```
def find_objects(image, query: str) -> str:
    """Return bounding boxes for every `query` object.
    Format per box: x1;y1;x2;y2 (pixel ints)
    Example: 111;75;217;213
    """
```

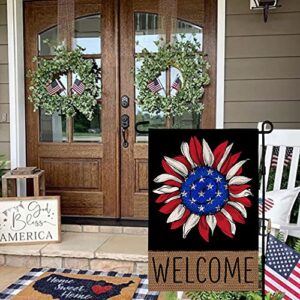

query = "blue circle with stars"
180;166;229;216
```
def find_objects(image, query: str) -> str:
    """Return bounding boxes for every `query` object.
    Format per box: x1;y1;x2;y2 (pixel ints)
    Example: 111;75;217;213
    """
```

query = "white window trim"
7;0;26;170
216;0;226;128
7;0;226;171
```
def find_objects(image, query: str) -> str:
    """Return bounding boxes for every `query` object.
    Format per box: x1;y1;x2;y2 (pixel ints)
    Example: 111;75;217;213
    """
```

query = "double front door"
24;0;216;219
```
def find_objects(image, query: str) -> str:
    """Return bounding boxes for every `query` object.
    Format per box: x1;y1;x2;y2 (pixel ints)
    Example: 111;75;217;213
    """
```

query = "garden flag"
265;234;300;300
72;78;85;95
148;129;259;291
46;80;65;96
147;78;163;93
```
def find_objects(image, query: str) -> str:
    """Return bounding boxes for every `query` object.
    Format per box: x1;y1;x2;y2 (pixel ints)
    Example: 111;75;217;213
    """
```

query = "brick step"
0;231;148;274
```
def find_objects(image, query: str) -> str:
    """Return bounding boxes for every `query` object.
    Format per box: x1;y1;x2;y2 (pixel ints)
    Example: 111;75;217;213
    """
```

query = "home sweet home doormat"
148;129;259;291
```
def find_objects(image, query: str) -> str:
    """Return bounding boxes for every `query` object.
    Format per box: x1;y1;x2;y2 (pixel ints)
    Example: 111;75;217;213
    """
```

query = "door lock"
121;95;130;108
121;114;129;148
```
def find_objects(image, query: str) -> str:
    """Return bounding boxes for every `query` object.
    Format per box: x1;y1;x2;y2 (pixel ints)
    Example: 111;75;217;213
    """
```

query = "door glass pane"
39;75;67;142
173;19;203;51
40;111;67;142
135;13;165;53
73;59;101;143
38;26;58;56
135;14;202;142
135;58;166;142
73;107;101;142
74;14;101;54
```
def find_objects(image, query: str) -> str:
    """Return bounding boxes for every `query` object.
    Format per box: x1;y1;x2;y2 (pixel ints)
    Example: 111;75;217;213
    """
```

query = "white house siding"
225;0;300;129
0;0;9;160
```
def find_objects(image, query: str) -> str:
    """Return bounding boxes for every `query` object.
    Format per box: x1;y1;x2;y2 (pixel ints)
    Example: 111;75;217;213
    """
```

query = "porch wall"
0;0;9;160
224;0;300;129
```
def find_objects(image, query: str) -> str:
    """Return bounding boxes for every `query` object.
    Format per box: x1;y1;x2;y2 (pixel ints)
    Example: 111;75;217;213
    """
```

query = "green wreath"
135;36;210;117
28;43;101;121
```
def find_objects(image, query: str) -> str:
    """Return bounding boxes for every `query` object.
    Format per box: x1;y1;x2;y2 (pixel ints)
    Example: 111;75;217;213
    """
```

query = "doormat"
0;268;159;300
148;129;259;291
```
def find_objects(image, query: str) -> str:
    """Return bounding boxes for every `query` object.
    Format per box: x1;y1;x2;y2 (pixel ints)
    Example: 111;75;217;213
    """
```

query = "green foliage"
0;155;7;178
27;42;101;121
294;238;300;253
135;35;210;117
275;231;285;242
185;291;284;300
0;154;8;197
165;292;178;300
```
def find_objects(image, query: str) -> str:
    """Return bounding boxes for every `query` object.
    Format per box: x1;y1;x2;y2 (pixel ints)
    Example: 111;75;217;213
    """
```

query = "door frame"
7;0;226;194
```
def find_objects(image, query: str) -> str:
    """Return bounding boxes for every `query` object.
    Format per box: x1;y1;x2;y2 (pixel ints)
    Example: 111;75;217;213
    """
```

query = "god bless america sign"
0;196;61;244
148;129;259;291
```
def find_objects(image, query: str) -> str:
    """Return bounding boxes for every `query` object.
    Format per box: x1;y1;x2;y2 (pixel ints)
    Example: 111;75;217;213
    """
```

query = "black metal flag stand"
259;120;274;300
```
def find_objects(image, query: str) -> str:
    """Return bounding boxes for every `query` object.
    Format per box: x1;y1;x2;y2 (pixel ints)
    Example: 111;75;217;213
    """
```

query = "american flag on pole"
72;78;85;95
259;197;274;214
171;76;182;91
46;80;64;96
147;78;163;93
271;147;293;168
265;234;300;300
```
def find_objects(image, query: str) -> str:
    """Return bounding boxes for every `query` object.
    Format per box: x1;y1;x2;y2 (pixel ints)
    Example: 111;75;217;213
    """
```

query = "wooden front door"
24;0;216;219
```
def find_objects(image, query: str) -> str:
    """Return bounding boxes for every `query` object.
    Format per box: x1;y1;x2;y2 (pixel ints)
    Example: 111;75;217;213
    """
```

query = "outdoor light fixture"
250;0;281;23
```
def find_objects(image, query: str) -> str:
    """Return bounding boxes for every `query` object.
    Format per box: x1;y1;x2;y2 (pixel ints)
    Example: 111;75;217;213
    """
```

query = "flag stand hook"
259;120;274;300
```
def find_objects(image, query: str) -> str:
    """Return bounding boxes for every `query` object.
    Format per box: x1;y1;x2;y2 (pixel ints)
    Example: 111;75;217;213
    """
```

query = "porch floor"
0;226;148;274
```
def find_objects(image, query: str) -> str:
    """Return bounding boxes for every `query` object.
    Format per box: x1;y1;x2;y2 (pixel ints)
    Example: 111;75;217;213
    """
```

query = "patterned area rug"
0;268;159;300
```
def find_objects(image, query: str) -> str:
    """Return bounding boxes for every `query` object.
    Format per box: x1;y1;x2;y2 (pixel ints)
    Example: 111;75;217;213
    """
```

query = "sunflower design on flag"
153;136;253;242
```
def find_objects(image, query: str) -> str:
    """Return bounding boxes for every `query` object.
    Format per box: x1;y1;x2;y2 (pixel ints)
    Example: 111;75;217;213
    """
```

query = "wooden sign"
0;196;61;245
149;129;259;291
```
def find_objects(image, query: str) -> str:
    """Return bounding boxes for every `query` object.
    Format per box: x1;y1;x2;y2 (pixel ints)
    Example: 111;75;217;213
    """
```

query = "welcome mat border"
0;267;159;300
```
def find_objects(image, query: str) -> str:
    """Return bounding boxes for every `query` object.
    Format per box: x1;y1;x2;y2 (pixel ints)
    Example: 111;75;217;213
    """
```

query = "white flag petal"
226;159;249;180
183;214;200;238
229;176;252;185
217;143;233;171
221;208;236;235
167;204;185;223
165;194;181;203
227;201;247;218
230;189;253;198
206;215;217;235
154;173;182;184
202;139;214;167
153;185;179;194
181;142;196;168
164;156;188;177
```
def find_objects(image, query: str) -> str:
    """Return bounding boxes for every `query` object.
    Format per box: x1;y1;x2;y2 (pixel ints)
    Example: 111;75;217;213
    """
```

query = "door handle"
121;114;129;148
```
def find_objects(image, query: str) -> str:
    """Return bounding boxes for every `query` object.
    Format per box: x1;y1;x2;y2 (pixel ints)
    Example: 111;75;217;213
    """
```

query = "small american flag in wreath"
72;78;85;95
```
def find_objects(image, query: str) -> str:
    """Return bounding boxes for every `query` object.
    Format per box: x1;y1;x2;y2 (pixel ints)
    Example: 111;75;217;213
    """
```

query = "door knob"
121;114;129;148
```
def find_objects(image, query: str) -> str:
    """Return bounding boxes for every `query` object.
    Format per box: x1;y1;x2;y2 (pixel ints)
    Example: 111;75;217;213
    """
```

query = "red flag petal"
236;167;243;176
164;180;182;188
215;212;234;238
170;209;190;230
189;136;203;166
155;192;180;203
230;196;252;207
221;152;241;174
229;184;251;194
224;205;245;224
174;155;192;171
162;159;181;179
159;199;182;214
198;215;210;242
212;141;229;168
